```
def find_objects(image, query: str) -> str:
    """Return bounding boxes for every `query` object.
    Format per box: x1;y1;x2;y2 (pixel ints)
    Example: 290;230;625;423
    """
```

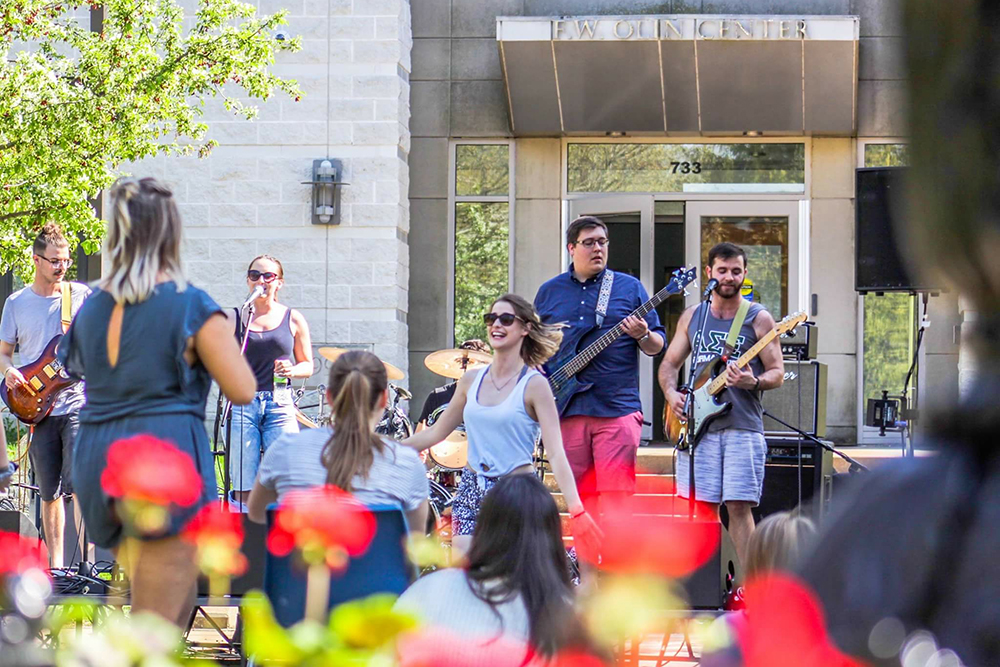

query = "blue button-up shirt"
534;266;665;418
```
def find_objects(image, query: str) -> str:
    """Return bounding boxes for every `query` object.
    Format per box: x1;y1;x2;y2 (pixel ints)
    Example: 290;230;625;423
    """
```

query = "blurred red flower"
100;435;201;507
0;531;48;577
267;486;376;569
182;504;247;578
738;573;865;667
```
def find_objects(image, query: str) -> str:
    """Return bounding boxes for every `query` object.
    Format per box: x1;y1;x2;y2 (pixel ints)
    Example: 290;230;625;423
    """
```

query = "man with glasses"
534;216;665;555
1;224;91;568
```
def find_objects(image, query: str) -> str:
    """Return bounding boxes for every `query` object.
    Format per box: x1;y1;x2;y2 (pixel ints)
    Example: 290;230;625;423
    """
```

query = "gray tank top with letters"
687;301;766;434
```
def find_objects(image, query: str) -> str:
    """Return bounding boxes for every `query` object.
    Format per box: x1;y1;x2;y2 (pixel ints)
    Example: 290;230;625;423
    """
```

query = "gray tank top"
687;301;766;433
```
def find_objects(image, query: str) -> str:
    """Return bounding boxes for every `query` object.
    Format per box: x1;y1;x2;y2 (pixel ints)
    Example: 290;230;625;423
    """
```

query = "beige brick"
211;204;258;227
211;158;258;181
257;203;308;226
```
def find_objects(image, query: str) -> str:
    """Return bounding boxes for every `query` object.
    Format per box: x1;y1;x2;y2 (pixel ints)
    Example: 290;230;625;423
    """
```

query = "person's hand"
621;315;649;340
3;367;26;390
725;362;757;390
570;510;604;564
273;359;293;378
665;388;686;419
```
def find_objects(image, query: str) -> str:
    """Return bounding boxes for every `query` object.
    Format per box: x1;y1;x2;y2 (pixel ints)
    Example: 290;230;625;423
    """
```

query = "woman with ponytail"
247;350;428;532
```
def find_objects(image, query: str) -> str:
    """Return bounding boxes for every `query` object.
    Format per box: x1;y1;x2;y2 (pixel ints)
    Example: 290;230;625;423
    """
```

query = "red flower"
182;504;247;578
100;435;201;507
0;531;48;577
267;486;376;569
738;573;865;667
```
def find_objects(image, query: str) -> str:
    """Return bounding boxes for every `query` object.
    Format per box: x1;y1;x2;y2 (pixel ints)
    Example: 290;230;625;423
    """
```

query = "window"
859;142;911;437
451;143;513;347
567;143;805;194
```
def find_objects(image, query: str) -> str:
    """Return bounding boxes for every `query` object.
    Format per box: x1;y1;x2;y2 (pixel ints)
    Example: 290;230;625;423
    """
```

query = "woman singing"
60;177;256;624
404;294;601;560
227;255;313;508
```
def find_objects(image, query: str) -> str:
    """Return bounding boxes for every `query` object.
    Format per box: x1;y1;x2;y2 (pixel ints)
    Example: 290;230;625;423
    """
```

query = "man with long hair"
0;224;91;568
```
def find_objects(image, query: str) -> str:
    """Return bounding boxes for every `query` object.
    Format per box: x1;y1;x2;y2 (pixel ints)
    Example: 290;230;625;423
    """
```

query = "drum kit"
294;346;493;536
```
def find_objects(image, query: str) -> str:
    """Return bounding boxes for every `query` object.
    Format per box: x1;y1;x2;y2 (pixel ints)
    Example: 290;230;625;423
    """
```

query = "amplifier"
758;438;834;520
780;322;818;360
761;360;827;437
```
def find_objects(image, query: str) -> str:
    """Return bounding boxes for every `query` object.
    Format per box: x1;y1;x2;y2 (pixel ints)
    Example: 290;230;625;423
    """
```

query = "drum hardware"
423;348;492;380
317;347;405;381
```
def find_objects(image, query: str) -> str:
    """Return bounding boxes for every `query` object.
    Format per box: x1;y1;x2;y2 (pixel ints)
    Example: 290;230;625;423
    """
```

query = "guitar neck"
706;327;780;396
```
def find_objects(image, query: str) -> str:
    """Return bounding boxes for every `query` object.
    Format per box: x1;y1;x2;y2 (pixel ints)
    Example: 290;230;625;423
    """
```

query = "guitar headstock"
775;311;808;335
668;266;698;292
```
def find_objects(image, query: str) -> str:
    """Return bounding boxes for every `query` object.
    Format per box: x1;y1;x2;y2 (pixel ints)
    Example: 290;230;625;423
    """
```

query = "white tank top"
462;366;541;477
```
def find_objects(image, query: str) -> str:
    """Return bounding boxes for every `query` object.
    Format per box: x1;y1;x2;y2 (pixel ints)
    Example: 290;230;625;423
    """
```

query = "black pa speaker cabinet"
855;167;934;293
762;360;827;438
0;510;39;539
757;438;834;521
681;523;741;610
197;514;267;597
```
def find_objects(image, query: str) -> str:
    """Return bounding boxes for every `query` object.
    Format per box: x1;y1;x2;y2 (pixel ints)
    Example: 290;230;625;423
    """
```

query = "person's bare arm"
657;306;695;418
402;372;474;452
247;479;278;524
194;314;256;405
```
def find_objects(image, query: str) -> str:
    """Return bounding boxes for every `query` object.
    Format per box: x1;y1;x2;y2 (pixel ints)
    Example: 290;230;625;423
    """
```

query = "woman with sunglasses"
226;255;314;509
404;294;601;561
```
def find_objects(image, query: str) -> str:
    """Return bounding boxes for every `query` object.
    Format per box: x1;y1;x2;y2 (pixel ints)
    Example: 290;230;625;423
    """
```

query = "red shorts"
560;411;642;494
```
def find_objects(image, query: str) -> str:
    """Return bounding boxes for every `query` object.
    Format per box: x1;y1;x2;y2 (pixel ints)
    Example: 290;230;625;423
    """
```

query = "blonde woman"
404;294;601;560
59;177;256;625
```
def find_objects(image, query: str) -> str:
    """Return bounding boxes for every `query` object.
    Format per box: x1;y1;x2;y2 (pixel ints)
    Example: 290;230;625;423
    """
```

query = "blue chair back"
263;504;416;627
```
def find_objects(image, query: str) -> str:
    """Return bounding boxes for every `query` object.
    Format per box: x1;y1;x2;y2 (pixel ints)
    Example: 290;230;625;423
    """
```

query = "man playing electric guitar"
0;224;90;568
534;216;665;531
657;242;783;564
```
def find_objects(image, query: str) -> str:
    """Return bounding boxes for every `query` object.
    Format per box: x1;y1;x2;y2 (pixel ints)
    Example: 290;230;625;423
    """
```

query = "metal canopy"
497;15;859;136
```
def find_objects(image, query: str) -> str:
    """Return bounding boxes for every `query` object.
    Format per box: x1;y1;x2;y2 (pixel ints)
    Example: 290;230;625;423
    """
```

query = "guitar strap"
60;283;72;334
722;298;750;361
595;269;614;327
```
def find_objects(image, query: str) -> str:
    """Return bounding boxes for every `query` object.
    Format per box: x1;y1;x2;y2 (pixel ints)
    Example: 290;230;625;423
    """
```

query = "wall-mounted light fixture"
302;158;348;225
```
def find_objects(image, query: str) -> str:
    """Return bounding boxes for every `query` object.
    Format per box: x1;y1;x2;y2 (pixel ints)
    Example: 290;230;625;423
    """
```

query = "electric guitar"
545;266;698;415
0;334;78;425
663;311;807;449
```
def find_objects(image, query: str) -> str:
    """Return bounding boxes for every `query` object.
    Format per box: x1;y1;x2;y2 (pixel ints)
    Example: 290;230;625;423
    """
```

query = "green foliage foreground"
0;0;302;280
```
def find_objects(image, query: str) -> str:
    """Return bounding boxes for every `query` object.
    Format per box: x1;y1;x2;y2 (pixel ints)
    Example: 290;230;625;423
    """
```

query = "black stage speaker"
762;360;827;438
681;523;741;610
856;167;934;293
0;510;39;539
197;514;267;597
757;438;834;521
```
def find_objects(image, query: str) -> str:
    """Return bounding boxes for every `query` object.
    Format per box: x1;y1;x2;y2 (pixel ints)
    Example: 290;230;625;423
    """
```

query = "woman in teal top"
59;177;255;626
404;293;601;561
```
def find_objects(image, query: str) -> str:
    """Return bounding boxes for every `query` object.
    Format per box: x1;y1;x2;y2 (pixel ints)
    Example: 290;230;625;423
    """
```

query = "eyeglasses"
574;238;610;249
483;312;524;327
248;270;279;282
36;256;73;268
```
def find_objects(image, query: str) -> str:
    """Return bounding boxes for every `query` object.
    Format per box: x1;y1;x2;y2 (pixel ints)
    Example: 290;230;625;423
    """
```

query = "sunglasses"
483;312;524;327
248;270;279;282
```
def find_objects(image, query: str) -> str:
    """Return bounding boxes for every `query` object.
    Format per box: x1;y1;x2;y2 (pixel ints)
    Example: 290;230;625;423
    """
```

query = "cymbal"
424;348;492;379
316;347;405;381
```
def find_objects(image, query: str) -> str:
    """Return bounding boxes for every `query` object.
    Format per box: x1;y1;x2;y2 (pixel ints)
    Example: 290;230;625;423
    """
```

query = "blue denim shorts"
228;391;298;492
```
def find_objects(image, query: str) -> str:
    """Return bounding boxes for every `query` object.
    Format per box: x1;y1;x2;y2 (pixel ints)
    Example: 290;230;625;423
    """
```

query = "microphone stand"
680;289;715;521
220;301;256;507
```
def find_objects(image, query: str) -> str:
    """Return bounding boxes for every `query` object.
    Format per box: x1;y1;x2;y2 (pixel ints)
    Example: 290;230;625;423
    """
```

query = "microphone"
241;284;265;310
702;278;719;298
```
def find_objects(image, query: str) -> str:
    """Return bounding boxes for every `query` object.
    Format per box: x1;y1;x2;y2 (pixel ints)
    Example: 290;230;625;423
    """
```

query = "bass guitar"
545;266;697;415
0;334;78;425
663;311;807;449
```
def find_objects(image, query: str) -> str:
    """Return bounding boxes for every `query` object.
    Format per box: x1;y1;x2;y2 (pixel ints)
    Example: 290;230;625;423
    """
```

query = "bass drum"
424;405;468;471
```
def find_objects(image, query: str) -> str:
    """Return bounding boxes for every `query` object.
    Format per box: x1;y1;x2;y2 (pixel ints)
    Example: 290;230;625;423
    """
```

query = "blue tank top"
463;366;541;477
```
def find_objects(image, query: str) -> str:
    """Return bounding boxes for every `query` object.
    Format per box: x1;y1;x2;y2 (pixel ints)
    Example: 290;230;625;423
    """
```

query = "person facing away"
0;223;91;568
533;215;665;575
58;177;256;625
657;242;784;564
403;294;601;562
395;474;607;666
226;254;314;509
247;349;429;534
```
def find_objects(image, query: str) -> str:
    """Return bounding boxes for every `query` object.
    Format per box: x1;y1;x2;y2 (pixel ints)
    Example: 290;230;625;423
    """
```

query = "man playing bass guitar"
534;216;665;530
0;224;90;568
657;242;783;564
